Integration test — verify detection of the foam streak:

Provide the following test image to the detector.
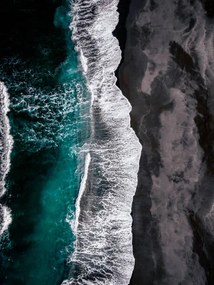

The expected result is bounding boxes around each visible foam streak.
[0,82,13,236]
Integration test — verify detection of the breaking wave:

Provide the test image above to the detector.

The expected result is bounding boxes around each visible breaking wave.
[0,82,13,236]
[62,0,141,284]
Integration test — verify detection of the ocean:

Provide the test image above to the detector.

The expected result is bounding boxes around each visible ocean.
[0,0,140,284]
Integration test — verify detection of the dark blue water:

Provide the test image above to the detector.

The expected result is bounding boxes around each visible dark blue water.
[0,1,90,284]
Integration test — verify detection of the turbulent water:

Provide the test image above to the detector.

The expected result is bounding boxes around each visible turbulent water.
[0,1,90,284]
[62,0,141,284]
[0,0,141,284]
[119,0,214,284]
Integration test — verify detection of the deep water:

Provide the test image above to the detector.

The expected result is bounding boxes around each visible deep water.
[0,1,90,284]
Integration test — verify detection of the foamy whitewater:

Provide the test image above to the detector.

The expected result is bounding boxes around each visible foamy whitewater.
[0,82,13,236]
[62,0,141,284]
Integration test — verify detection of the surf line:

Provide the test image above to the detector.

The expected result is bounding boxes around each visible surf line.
[73,152,91,234]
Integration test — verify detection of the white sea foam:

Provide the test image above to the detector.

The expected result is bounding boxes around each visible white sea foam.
[79,49,88,74]
[0,82,13,236]
[0,205,12,236]
[73,152,91,234]
[63,0,141,284]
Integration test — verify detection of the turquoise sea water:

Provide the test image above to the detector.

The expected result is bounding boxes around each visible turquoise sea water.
[0,1,90,284]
